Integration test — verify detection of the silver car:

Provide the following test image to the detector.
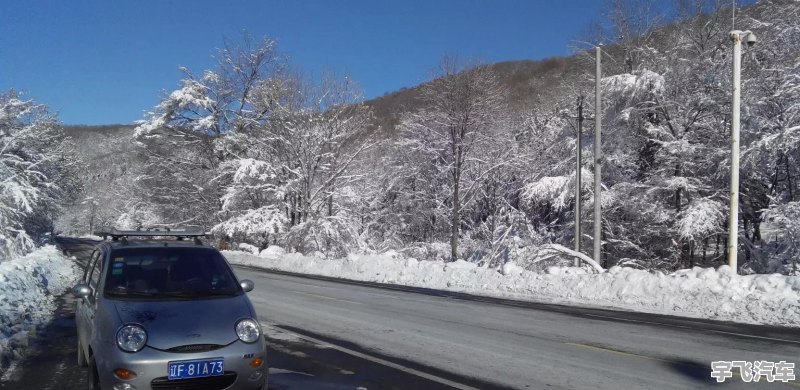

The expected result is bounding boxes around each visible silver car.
[73,230,267,390]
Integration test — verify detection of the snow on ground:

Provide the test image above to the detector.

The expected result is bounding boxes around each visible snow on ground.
[224,248,800,327]
[0,246,81,380]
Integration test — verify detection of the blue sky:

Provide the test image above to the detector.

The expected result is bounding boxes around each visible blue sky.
[0,0,606,125]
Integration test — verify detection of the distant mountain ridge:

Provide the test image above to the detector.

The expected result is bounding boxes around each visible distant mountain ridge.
[59,56,578,138]
[364,57,578,136]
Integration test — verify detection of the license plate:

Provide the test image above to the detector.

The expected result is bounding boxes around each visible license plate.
[168,357,224,380]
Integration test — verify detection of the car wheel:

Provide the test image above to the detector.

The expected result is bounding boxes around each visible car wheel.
[87,355,100,390]
[77,339,87,367]
[256,371,269,390]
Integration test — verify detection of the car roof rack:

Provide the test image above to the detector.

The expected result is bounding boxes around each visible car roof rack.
[95,227,207,244]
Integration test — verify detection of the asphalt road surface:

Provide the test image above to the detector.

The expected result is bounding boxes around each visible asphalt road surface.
[239,267,800,390]
[2,237,799,389]
[2,237,475,390]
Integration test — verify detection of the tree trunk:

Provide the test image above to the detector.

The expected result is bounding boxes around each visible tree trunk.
[327,178,335,217]
[785,155,794,201]
[303,192,310,222]
[743,218,751,264]
[288,192,296,226]
[88,203,96,234]
[702,237,707,264]
[753,217,762,243]
[451,169,460,262]
[723,236,728,263]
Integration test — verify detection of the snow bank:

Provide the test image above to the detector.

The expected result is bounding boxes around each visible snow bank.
[237,243,260,255]
[224,249,800,327]
[0,246,81,378]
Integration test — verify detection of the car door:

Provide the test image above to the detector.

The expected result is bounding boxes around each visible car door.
[77,249,101,348]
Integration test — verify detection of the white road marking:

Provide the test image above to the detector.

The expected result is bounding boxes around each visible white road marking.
[268,368,314,377]
[287,290,364,305]
[271,326,481,390]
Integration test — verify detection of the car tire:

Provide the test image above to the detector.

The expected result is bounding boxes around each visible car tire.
[77,339,87,367]
[87,355,101,390]
[256,371,269,390]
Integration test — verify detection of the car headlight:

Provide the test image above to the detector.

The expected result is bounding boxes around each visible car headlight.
[236,319,261,343]
[116,324,147,352]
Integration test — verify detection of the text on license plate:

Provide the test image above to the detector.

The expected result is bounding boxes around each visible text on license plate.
[168,357,224,380]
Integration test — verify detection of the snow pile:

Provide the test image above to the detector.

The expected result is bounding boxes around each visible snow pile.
[0,246,81,378]
[237,243,260,255]
[225,249,800,327]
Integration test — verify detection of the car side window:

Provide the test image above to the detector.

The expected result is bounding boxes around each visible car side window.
[84,250,99,283]
[88,251,102,301]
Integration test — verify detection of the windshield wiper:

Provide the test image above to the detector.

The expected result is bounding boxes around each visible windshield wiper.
[151,290,238,299]
[157,291,201,298]
[106,290,158,298]
[201,290,238,296]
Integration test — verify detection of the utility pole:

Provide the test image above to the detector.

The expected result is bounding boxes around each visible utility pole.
[575,96,584,266]
[728,29,756,273]
[562,96,590,266]
[594,46,603,267]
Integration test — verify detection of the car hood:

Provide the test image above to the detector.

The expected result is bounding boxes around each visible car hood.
[113,295,253,350]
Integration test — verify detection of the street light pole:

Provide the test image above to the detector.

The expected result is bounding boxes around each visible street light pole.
[575,96,584,266]
[594,46,603,267]
[727,30,756,273]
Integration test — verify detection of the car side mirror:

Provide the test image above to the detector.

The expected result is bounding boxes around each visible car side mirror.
[72,283,92,299]
[240,279,254,293]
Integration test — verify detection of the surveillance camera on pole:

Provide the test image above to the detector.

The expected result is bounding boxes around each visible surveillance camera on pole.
[727,30,756,273]
[746,32,757,47]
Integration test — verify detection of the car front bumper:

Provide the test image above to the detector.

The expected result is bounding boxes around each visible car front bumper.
[96,340,267,390]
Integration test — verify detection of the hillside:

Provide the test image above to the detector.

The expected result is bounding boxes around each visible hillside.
[365,56,581,136]
[63,124,138,160]
[57,124,142,234]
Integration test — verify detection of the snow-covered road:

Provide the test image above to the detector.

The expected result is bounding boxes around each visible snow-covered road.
[239,268,800,390]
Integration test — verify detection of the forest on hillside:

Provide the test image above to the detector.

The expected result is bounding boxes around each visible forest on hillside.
[3,1,798,276]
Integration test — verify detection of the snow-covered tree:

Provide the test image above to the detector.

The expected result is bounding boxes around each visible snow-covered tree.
[211,158,287,245]
[739,0,800,271]
[0,91,81,260]
[274,74,376,224]
[399,57,508,261]
[221,73,377,255]
[133,35,290,228]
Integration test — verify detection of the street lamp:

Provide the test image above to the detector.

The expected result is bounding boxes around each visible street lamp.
[727,29,756,273]
[594,45,603,268]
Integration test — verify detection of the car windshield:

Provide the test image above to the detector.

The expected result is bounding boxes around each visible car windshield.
[104,247,241,299]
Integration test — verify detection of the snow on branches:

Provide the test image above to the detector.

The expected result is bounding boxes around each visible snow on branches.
[0,92,79,261]
[212,205,286,240]
[677,198,725,243]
